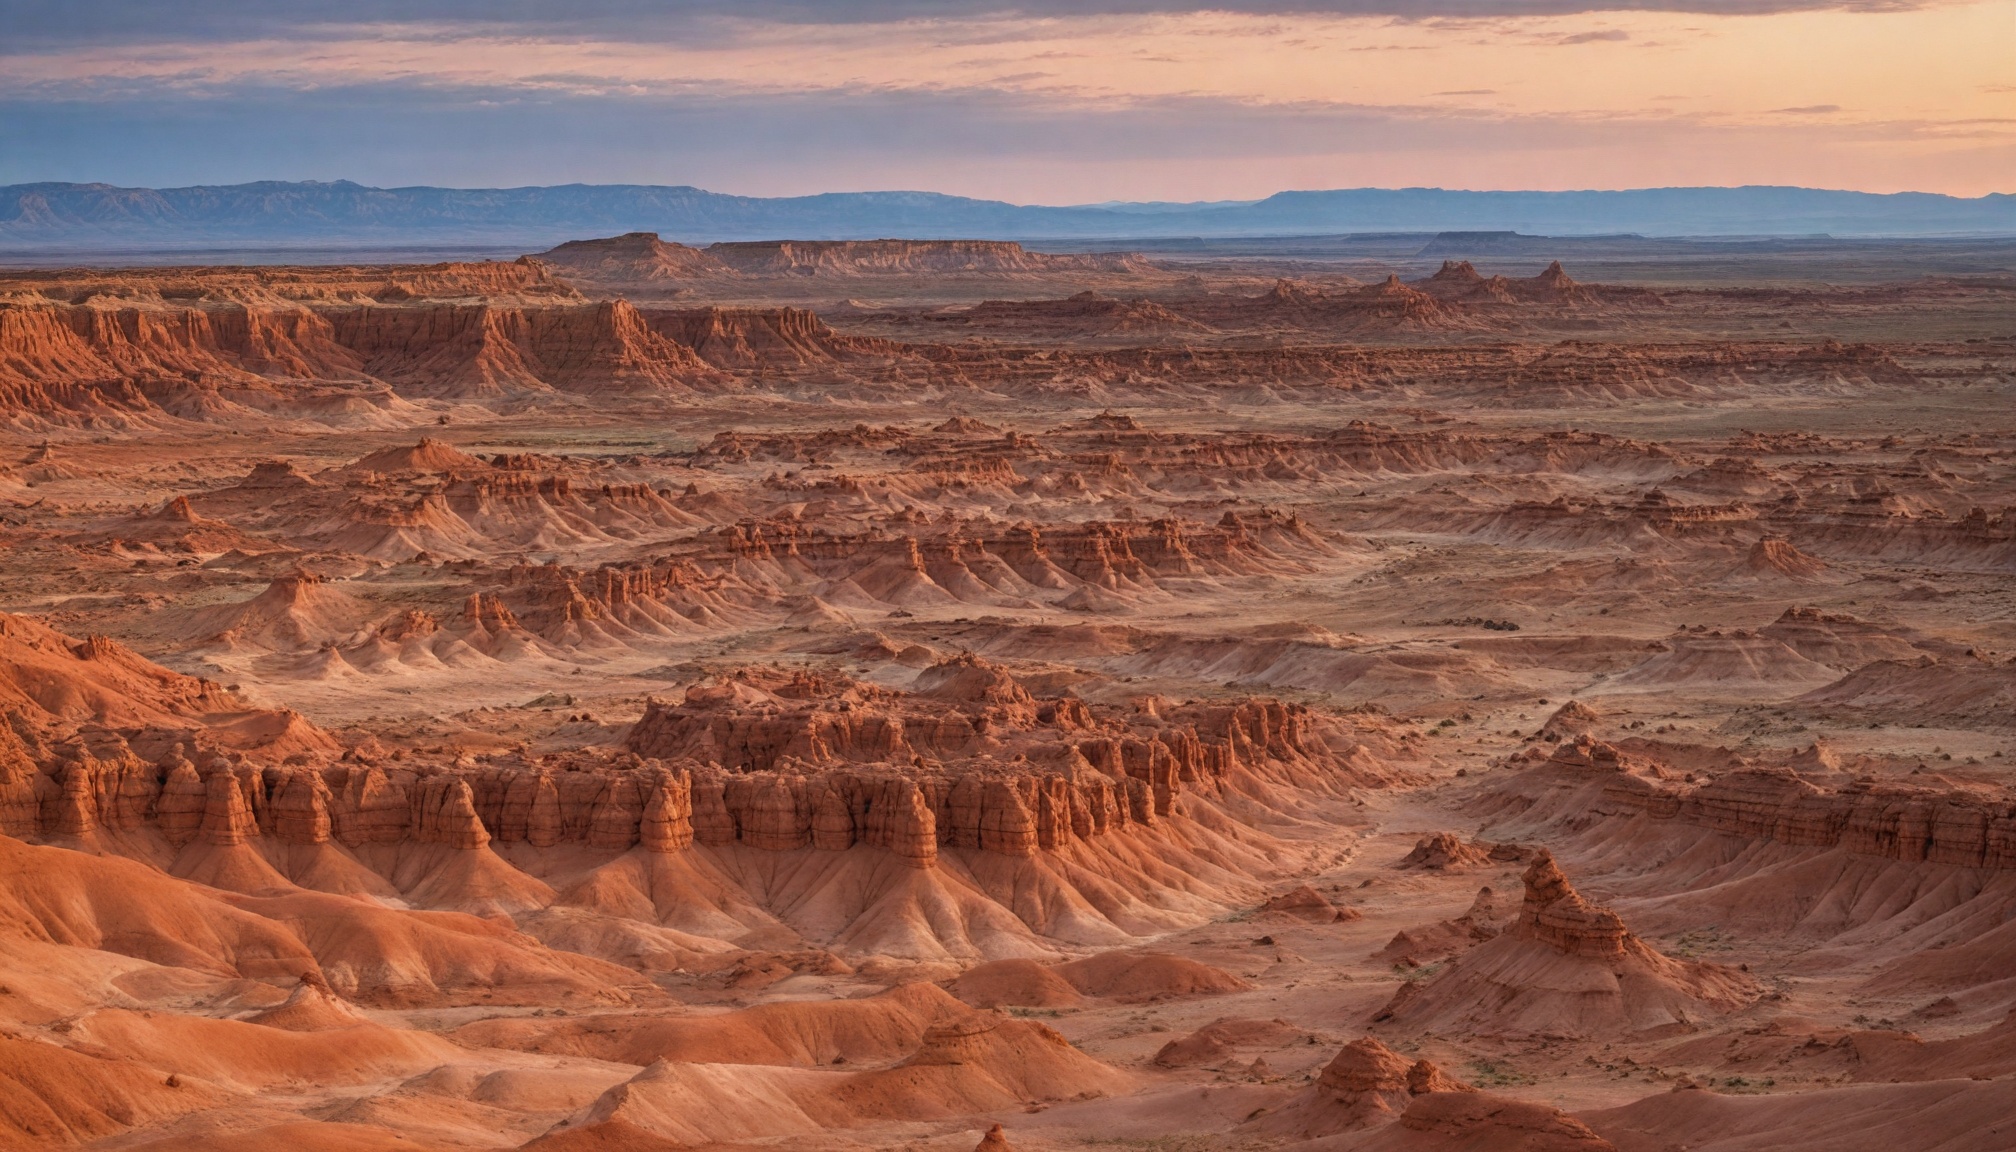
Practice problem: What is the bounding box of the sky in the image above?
[1,1,2010,202]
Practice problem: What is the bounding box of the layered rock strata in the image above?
[0,659,1388,868]
[1494,735,2016,871]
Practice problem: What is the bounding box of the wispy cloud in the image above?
[0,1,1947,52]
[0,0,2004,198]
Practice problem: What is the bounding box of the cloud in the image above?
[0,0,1937,50]
[1771,104,1843,113]
[1434,88,1497,95]
[0,77,2004,201]
[1557,29,1630,42]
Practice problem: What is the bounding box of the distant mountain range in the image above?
[2,180,2011,250]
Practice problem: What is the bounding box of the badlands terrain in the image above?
[0,231,2013,1151]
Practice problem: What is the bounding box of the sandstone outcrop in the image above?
[1243,1035,1476,1138]
[1374,849,1759,1037]
[1501,734,2016,871]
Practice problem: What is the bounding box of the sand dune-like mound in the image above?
[536,1008,1130,1147]
[345,436,487,474]
[1793,655,2016,729]
[1054,951,1251,1001]
[242,972,374,1031]
[1758,606,1954,669]
[184,572,373,651]
[827,1008,1133,1117]
[84,494,278,555]
[951,950,1247,1008]
[1261,883,1354,922]
[0,833,641,1009]
[1729,536,1833,583]
[0,836,317,978]
[1374,851,1759,1037]
[523,1060,840,1148]
[1585,1077,2016,1152]
[0,611,337,752]
[1652,1007,2016,1086]
[1380,886,1506,966]
[0,611,238,727]
[111,1119,460,1152]
[536,232,733,282]
[1361,1089,1618,1152]
[0,1033,223,1147]
[949,958,1087,1009]
[1153,1016,1314,1068]
[1596,628,1836,695]
[70,1005,461,1093]
[453,982,962,1068]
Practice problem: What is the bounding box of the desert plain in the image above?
[0,230,2013,1151]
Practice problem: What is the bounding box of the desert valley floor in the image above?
[0,232,2014,1151]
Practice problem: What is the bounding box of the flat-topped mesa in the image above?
[1529,735,2016,870]
[534,232,732,281]
[626,658,1343,780]
[608,662,1389,861]
[2,665,1381,869]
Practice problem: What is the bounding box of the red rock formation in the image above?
[329,299,718,397]
[641,306,899,369]
[1394,1089,1616,1151]
[1373,847,1760,1036]
[639,772,695,852]
[265,767,332,844]
[1397,832,1497,870]
[1245,1036,1475,1138]
[1521,735,2016,871]
[412,775,489,849]
[154,760,206,847]
[535,232,731,281]
[200,769,259,846]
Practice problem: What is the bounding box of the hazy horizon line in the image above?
[7,177,2011,206]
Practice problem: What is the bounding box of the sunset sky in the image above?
[2,0,2010,200]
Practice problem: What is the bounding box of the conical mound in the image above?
[1373,850,1760,1037]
